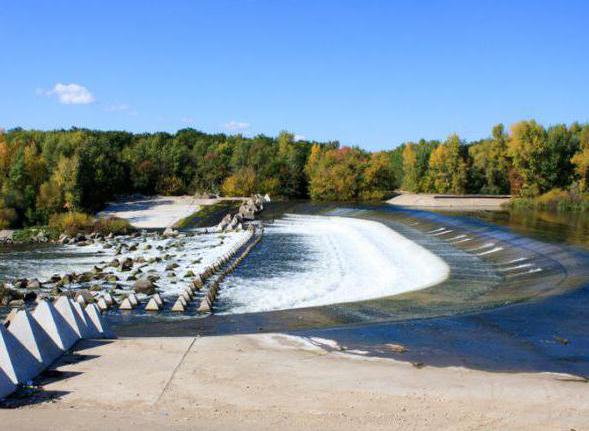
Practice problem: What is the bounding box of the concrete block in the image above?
[72,301,100,339]
[3,308,18,328]
[85,304,114,339]
[32,300,78,351]
[103,293,115,306]
[75,294,86,306]
[119,298,133,310]
[97,297,109,311]
[128,293,139,306]
[54,297,90,339]
[171,298,185,312]
[153,293,163,307]
[0,368,16,399]
[145,298,160,311]
[181,291,191,303]
[8,309,62,371]
[0,323,42,384]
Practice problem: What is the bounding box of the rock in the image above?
[121,258,134,271]
[109,258,121,268]
[133,279,156,295]
[163,227,179,237]
[105,274,119,283]
[77,272,94,283]
[165,263,179,271]
[184,270,195,278]
[385,343,408,353]
[76,289,94,304]
[217,213,233,231]
[23,291,37,302]
[0,229,15,242]
[0,285,24,306]
[8,299,24,307]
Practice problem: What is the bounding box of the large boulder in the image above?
[133,279,156,295]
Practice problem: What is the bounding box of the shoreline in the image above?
[1,333,586,430]
[387,192,511,210]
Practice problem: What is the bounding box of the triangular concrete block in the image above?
[85,304,115,339]
[32,300,79,351]
[54,297,89,339]
[145,298,160,311]
[171,298,185,312]
[0,324,43,384]
[7,309,62,371]
[3,308,18,328]
[128,293,138,306]
[153,294,163,307]
[119,298,133,310]
[0,367,16,399]
[71,300,95,339]
[97,298,109,311]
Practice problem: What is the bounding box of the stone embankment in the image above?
[216,194,270,232]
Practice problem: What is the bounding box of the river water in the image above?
[2,202,589,376]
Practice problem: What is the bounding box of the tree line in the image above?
[1,120,588,228]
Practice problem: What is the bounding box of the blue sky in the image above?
[1,0,588,150]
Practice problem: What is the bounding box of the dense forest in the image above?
[1,120,588,228]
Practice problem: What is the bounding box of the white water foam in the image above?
[219,215,450,314]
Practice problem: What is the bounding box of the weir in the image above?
[112,203,589,338]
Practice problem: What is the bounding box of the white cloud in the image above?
[294,134,307,141]
[46,83,95,105]
[224,121,250,132]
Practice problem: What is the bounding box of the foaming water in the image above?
[217,214,450,313]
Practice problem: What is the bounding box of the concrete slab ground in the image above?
[0,334,587,430]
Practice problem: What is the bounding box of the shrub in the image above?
[93,217,134,235]
[48,212,94,236]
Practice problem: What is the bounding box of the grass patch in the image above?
[175,201,242,229]
[508,188,589,212]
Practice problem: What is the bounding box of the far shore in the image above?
[387,192,511,210]
[97,195,245,229]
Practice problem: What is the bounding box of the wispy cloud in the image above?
[224,120,250,132]
[181,116,196,125]
[45,83,95,105]
[294,134,307,141]
[104,103,130,112]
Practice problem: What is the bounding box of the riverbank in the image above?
[387,193,511,210]
[97,195,212,229]
[1,333,586,430]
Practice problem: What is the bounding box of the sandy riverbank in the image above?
[388,193,511,210]
[97,195,222,229]
[1,333,587,430]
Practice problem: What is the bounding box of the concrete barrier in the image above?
[0,368,16,399]
[72,301,101,339]
[119,298,134,310]
[153,294,163,307]
[54,297,91,339]
[85,304,114,338]
[33,300,78,351]
[145,298,160,311]
[128,293,139,306]
[7,309,62,372]
[171,298,185,312]
[0,323,42,385]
